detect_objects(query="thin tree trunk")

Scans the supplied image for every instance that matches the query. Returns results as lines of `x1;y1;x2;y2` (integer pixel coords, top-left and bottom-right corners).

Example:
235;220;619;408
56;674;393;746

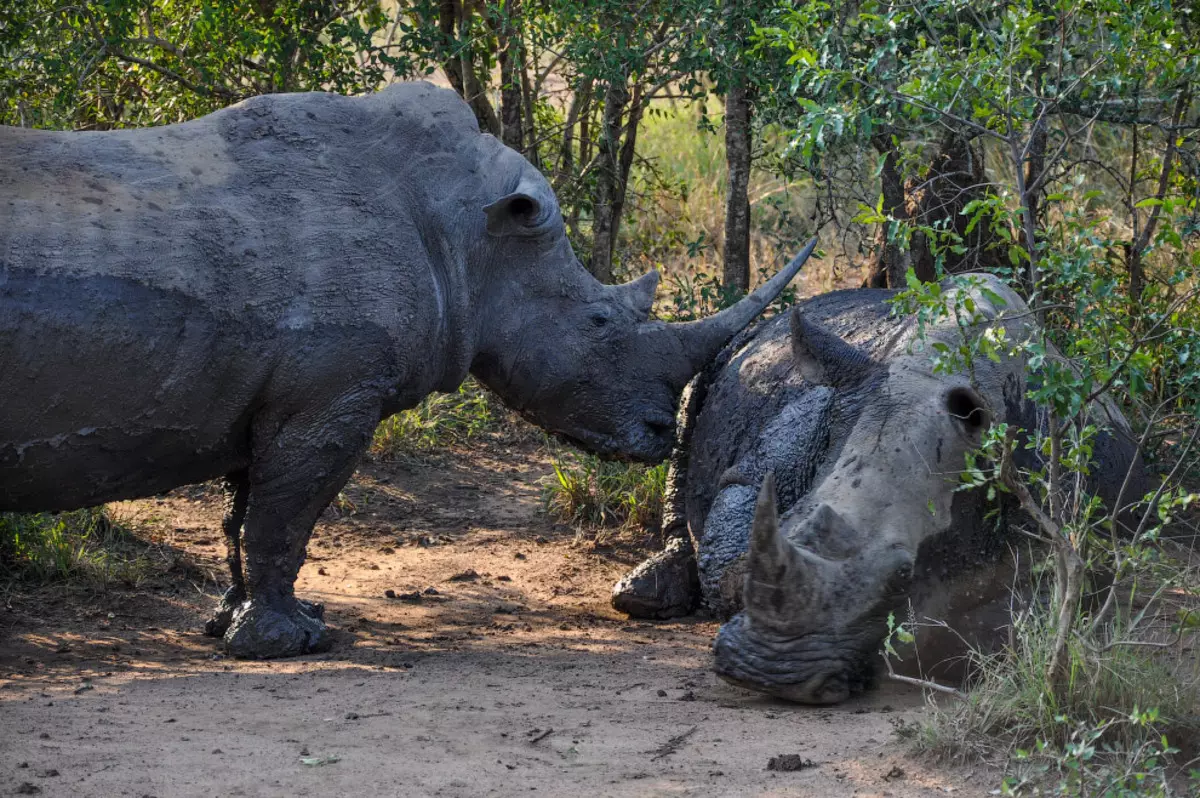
590;77;630;283
438;0;464;95
565;84;594;238
609;82;643;266
722;83;752;293
457;0;502;137
869;132;912;289
1128;88;1189;309
495;0;523;151
556;78;591;189
518;32;540;169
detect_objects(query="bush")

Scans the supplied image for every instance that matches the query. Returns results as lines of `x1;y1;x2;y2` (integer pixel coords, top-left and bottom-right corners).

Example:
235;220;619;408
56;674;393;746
0;507;152;586
371;378;500;458
541;449;667;539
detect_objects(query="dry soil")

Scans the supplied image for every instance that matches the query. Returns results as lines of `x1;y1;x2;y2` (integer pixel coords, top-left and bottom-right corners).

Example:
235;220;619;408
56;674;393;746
0;431;996;797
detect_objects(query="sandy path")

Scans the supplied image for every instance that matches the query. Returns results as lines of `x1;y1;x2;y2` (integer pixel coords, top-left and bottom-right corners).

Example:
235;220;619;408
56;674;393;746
1;438;992;797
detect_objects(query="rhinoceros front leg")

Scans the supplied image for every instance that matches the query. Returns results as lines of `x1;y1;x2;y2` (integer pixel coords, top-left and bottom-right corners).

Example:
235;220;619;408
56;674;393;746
611;443;699;618
222;396;378;659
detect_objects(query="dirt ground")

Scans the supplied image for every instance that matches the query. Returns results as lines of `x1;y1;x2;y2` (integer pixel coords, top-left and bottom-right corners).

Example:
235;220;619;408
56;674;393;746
0;433;997;797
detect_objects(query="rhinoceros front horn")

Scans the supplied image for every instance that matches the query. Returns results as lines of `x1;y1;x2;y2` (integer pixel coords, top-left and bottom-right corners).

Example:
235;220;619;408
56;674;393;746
672;237;818;371
743;473;822;628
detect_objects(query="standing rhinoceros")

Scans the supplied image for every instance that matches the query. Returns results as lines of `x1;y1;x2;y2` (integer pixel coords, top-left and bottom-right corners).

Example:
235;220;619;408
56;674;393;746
612;274;1145;704
0;82;813;659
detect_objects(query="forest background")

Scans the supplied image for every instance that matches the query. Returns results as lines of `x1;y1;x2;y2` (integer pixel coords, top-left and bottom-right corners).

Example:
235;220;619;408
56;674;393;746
3;1;1200;793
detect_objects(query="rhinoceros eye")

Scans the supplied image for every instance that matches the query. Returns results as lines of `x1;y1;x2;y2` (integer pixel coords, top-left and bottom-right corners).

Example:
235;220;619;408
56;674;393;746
946;387;988;436
589;307;612;328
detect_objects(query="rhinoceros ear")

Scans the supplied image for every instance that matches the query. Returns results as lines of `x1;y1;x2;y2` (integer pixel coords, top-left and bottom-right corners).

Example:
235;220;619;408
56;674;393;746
483;189;557;238
790;308;875;387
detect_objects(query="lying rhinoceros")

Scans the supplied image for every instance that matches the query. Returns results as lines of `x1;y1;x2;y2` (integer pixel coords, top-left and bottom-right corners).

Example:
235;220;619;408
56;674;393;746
613;274;1145;703
0;81;813;659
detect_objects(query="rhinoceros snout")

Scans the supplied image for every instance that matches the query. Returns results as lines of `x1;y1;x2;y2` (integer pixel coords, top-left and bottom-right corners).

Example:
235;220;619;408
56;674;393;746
712;612;869;705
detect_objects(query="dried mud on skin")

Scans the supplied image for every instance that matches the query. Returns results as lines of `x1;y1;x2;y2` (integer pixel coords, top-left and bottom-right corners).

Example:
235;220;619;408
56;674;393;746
0;437;995;797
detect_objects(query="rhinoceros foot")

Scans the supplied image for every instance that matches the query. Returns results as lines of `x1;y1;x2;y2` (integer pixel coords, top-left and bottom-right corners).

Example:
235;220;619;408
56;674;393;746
223;599;331;659
205;586;325;639
203;586;245;638
612;537;699;619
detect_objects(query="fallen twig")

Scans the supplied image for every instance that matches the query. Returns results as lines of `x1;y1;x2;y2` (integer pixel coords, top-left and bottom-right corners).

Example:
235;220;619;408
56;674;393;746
651;725;698;761
529;728;554;745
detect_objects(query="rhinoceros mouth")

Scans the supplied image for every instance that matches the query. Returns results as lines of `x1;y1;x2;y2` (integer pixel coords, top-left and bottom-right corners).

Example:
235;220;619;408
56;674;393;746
546;417;674;464
712;612;875;705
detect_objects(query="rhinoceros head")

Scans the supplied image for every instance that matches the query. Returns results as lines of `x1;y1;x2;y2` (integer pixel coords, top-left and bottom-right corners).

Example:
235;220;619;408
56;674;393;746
470;159;815;462
713;276;1035;703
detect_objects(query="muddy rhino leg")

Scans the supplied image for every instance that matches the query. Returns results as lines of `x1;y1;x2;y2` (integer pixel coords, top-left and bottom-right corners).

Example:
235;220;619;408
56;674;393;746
611;536;699;619
203;470;250;638
223;397;378;659
611;478;701;619
612;409;700;619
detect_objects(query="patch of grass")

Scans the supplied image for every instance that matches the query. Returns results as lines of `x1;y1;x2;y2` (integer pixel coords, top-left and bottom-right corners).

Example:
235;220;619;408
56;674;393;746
906;573;1200;795
0;507;155;586
371;378;501;458
541;449;667;540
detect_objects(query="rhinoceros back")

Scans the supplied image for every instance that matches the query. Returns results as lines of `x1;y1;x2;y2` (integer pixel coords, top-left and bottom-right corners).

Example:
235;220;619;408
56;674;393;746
0;83;490;511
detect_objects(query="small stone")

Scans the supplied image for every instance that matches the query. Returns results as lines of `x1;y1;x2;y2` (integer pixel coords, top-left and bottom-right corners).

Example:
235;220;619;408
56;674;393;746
39;769;59;778
37;732;49;739
318;568;328;576
767;755;815;772
384;589;396;599
423;587;439;596
656;690;667;697
677;690;696;702
16;783;41;795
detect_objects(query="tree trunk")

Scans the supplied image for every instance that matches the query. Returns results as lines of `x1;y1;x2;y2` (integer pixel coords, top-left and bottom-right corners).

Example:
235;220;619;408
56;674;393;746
438;0;465;96
909;133;996;279
556;78;591;190
495;0;524;151
868;133;912;288
722;83;752;293
518;34;540;169
590;77;630;283
609;82;643;268
456;0;502;137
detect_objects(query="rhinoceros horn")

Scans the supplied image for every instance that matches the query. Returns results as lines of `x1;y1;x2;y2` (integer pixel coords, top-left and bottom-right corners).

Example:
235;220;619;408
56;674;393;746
620;270;661;319
789;308;876;387
671;237;818;371
742;472;824;628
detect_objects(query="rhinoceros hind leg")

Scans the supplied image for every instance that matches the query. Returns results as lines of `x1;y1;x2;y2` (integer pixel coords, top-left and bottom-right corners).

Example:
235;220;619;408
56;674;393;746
612;537;699;619
204;471;251;638
221;396;377;659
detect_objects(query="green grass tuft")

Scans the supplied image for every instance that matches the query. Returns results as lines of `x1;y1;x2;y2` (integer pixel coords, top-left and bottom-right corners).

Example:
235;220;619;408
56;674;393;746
541;449;667;539
907;573;1200;795
0;507;155;586
371;378;501;458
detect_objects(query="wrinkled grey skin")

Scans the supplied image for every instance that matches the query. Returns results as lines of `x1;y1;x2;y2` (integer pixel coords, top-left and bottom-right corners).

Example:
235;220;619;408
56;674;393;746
613;275;1146;704
1;82;811;659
